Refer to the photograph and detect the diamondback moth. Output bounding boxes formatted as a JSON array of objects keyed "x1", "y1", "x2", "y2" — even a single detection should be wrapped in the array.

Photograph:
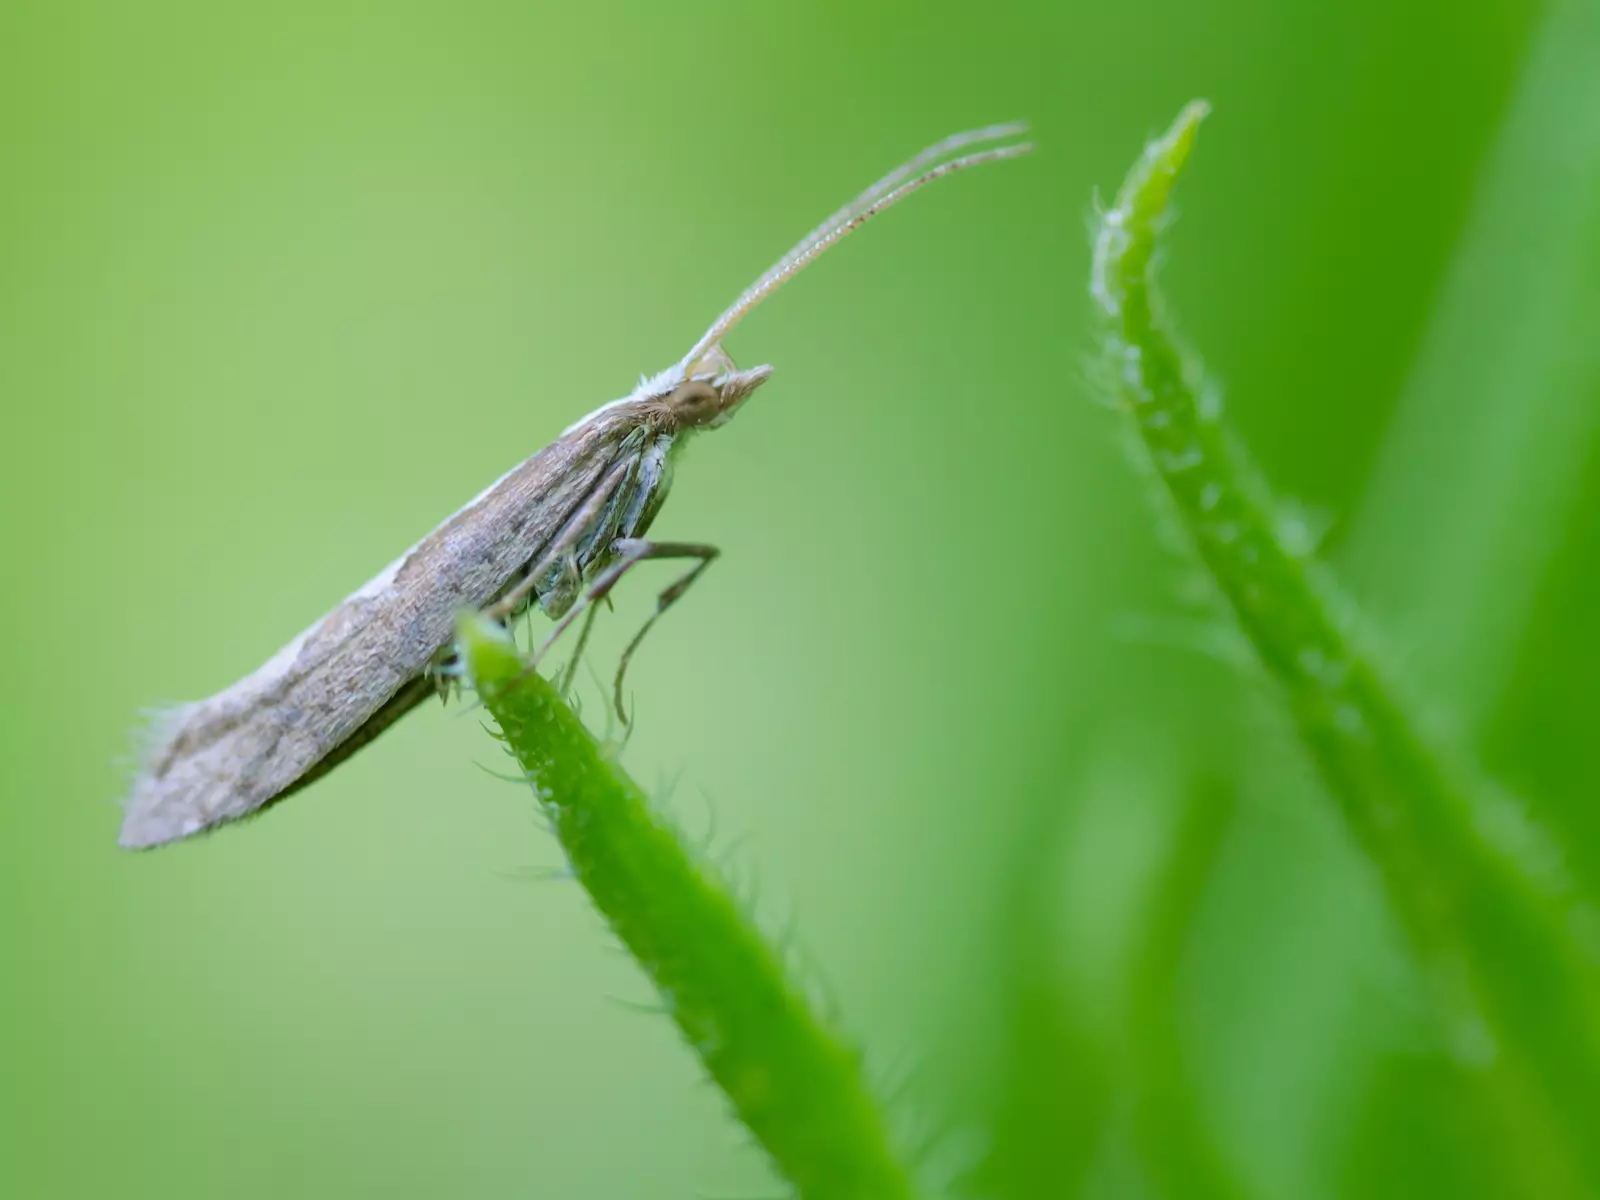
[{"x1": 119, "y1": 124, "x2": 1033, "y2": 849}]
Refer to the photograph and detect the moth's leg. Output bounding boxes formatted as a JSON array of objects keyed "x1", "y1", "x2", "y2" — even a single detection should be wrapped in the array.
[
  {"x1": 495, "y1": 540, "x2": 716, "y2": 723},
  {"x1": 485, "y1": 456, "x2": 635, "y2": 626},
  {"x1": 557, "y1": 604, "x2": 600, "y2": 696},
  {"x1": 530, "y1": 538, "x2": 720, "y2": 723},
  {"x1": 485, "y1": 553, "x2": 578, "y2": 626},
  {"x1": 560, "y1": 598, "x2": 627, "y2": 700},
  {"x1": 427, "y1": 642, "x2": 462, "y2": 703},
  {"x1": 610, "y1": 541, "x2": 720, "y2": 721}
]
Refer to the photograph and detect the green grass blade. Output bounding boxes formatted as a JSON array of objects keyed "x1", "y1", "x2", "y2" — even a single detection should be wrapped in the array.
[
  {"x1": 1342, "y1": 0, "x2": 1600, "y2": 730},
  {"x1": 1303, "y1": 10, "x2": 1600, "y2": 1183},
  {"x1": 1091, "y1": 102, "x2": 1600, "y2": 1196},
  {"x1": 457, "y1": 614, "x2": 914, "y2": 1200}
]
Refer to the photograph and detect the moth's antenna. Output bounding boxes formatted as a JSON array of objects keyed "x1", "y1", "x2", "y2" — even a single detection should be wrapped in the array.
[
  {"x1": 681, "y1": 123, "x2": 1033, "y2": 371},
  {"x1": 787, "y1": 122, "x2": 1030, "y2": 266}
]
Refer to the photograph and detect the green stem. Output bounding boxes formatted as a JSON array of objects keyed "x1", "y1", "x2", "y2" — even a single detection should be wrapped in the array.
[
  {"x1": 1091, "y1": 102, "x2": 1600, "y2": 1196},
  {"x1": 457, "y1": 615, "x2": 914, "y2": 1200}
]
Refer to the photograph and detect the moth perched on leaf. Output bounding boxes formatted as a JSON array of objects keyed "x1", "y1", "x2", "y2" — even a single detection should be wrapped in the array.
[{"x1": 120, "y1": 124, "x2": 1033, "y2": 849}]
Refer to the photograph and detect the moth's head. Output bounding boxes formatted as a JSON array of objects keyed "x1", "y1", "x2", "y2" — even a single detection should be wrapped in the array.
[{"x1": 663, "y1": 344, "x2": 773, "y2": 431}]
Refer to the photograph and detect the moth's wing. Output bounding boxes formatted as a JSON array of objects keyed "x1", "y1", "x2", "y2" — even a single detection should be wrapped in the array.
[
  {"x1": 118, "y1": 417, "x2": 642, "y2": 848},
  {"x1": 117, "y1": 585, "x2": 441, "y2": 848},
  {"x1": 265, "y1": 671, "x2": 442, "y2": 809}
]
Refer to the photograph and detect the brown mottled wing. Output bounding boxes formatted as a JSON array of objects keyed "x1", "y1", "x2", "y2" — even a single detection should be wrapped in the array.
[{"x1": 120, "y1": 410, "x2": 641, "y2": 848}]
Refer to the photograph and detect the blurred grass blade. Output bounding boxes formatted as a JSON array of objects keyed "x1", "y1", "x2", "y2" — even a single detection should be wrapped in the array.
[
  {"x1": 984, "y1": 920, "x2": 1111, "y2": 1199},
  {"x1": 981, "y1": 803, "x2": 1112, "y2": 1200},
  {"x1": 1124, "y1": 775, "x2": 1245, "y2": 1200},
  {"x1": 982, "y1": 746, "x2": 1246, "y2": 1200},
  {"x1": 1309, "y1": 7, "x2": 1600, "y2": 1185},
  {"x1": 1091, "y1": 102, "x2": 1600, "y2": 1195},
  {"x1": 1342, "y1": 0, "x2": 1600, "y2": 729},
  {"x1": 458, "y1": 615, "x2": 914, "y2": 1199}
]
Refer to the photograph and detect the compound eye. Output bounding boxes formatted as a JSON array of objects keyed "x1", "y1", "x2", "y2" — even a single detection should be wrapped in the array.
[{"x1": 667, "y1": 379, "x2": 722, "y2": 425}]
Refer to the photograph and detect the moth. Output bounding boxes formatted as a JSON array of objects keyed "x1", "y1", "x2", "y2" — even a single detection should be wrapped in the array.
[{"x1": 120, "y1": 123, "x2": 1032, "y2": 849}]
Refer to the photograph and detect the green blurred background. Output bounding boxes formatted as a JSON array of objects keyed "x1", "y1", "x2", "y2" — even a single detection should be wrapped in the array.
[{"x1": 3, "y1": 0, "x2": 1598, "y2": 1196}]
